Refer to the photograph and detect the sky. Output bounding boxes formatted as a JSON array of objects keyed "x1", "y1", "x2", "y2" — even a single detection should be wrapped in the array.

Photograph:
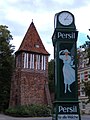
[{"x1": 0, "y1": 0, "x2": 90, "y2": 60}]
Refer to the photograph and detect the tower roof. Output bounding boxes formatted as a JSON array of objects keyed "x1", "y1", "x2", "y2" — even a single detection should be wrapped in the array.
[{"x1": 17, "y1": 22, "x2": 49, "y2": 55}]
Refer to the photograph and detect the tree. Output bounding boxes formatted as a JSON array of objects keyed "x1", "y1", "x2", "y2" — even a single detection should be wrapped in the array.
[
  {"x1": 48, "y1": 59, "x2": 54, "y2": 93},
  {"x1": 0, "y1": 25, "x2": 14, "y2": 111}
]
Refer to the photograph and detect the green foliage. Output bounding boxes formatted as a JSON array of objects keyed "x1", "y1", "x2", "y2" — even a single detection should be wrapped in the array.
[
  {"x1": 5, "y1": 104, "x2": 51, "y2": 117},
  {"x1": 84, "y1": 47, "x2": 90, "y2": 65},
  {"x1": 79, "y1": 39, "x2": 90, "y2": 64},
  {"x1": 0, "y1": 25, "x2": 15, "y2": 111},
  {"x1": 48, "y1": 59, "x2": 54, "y2": 93}
]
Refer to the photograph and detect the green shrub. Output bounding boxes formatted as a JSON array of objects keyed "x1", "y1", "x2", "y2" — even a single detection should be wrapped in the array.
[{"x1": 5, "y1": 104, "x2": 51, "y2": 117}]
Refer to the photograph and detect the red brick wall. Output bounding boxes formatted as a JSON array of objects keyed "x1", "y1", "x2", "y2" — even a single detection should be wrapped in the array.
[
  {"x1": 9, "y1": 56, "x2": 50, "y2": 107},
  {"x1": 20, "y1": 69, "x2": 48, "y2": 105}
]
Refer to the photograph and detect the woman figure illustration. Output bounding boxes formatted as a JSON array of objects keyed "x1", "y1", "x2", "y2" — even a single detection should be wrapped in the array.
[{"x1": 59, "y1": 49, "x2": 75, "y2": 93}]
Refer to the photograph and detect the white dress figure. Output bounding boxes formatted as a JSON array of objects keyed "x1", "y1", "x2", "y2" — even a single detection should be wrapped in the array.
[{"x1": 59, "y1": 49, "x2": 75, "y2": 93}]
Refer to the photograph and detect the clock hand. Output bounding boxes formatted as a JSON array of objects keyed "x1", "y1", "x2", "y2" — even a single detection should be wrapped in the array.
[{"x1": 64, "y1": 14, "x2": 69, "y2": 20}]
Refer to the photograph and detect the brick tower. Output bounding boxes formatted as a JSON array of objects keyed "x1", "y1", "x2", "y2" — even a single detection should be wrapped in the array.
[{"x1": 9, "y1": 22, "x2": 51, "y2": 107}]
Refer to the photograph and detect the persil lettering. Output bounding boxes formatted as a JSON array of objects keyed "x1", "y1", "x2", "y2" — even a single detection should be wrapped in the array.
[
  {"x1": 58, "y1": 32, "x2": 75, "y2": 39},
  {"x1": 59, "y1": 105, "x2": 77, "y2": 113}
]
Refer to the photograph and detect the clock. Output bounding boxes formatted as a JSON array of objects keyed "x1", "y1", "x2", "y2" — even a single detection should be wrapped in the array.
[{"x1": 58, "y1": 11, "x2": 73, "y2": 26}]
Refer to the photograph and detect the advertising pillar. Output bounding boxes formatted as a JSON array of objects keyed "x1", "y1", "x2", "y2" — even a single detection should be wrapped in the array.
[{"x1": 52, "y1": 11, "x2": 81, "y2": 120}]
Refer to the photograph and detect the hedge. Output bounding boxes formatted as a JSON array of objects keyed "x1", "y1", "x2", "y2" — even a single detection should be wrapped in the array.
[{"x1": 5, "y1": 104, "x2": 51, "y2": 117}]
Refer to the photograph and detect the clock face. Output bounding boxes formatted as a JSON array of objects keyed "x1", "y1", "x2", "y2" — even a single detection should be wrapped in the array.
[{"x1": 58, "y1": 12, "x2": 73, "y2": 26}]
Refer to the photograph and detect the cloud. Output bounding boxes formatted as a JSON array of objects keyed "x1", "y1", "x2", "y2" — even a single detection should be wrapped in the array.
[
  {"x1": 72, "y1": 5, "x2": 90, "y2": 34},
  {"x1": 0, "y1": 0, "x2": 90, "y2": 60}
]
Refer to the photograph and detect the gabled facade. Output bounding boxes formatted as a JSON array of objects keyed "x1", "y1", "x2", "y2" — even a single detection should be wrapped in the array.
[
  {"x1": 9, "y1": 22, "x2": 51, "y2": 107},
  {"x1": 77, "y1": 48, "x2": 90, "y2": 114}
]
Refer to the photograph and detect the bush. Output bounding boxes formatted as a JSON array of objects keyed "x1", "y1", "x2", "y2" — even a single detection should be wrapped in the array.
[{"x1": 5, "y1": 104, "x2": 51, "y2": 117}]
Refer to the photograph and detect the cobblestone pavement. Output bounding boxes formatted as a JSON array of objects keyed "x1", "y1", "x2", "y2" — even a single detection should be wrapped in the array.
[{"x1": 0, "y1": 114, "x2": 90, "y2": 120}]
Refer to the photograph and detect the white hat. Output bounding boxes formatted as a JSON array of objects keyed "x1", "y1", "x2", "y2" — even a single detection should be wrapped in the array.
[{"x1": 63, "y1": 49, "x2": 70, "y2": 53}]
